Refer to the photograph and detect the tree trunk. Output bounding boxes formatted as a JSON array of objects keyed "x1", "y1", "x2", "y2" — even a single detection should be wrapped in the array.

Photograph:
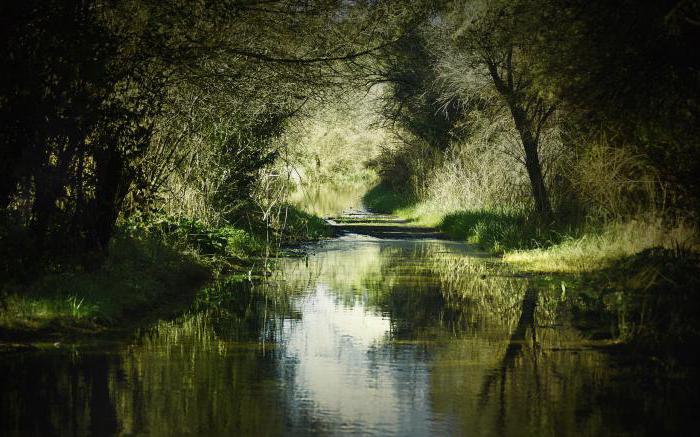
[
  {"x1": 486, "y1": 61, "x2": 553, "y2": 219},
  {"x1": 86, "y1": 146, "x2": 130, "y2": 252},
  {"x1": 508, "y1": 103, "x2": 552, "y2": 219}
]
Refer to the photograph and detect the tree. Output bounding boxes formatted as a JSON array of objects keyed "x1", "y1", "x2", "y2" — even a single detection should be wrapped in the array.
[
  {"x1": 0, "y1": 0, "x2": 422, "y2": 265},
  {"x1": 522, "y1": 0, "x2": 700, "y2": 211},
  {"x1": 376, "y1": 28, "x2": 461, "y2": 153},
  {"x1": 438, "y1": 1, "x2": 556, "y2": 218}
]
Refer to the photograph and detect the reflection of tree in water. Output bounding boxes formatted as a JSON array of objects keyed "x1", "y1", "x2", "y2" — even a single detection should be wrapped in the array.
[
  {"x1": 424, "y1": 251, "x2": 614, "y2": 435},
  {"x1": 478, "y1": 287, "x2": 539, "y2": 434},
  {"x1": 1, "y1": 351, "x2": 121, "y2": 436},
  {"x1": 107, "y1": 279, "x2": 297, "y2": 435},
  {"x1": 4, "y1": 240, "x2": 695, "y2": 435},
  {"x1": 423, "y1": 250, "x2": 699, "y2": 436},
  {"x1": 0, "y1": 278, "x2": 296, "y2": 436}
]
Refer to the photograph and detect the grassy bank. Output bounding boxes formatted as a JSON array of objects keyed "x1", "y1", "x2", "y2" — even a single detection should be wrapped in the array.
[
  {"x1": 0, "y1": 236, "x2": 211, "y2": 339},
  {"x1": 364, "y1": 184, "x2": 697, "y2": 263},
  {"x1": 364, "y1": 183, "x2": 700, "y2": 361},
  {"x1": 0, "y1": 206, "x2": 330, "y2": 340}
]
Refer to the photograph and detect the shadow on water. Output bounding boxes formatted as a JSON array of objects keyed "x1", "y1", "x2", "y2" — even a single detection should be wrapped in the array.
[
  {"x1": 1, "y1": 232, "x2": 697, "y2": 436},
  {"x1": 479, "y1": 287, "x2": 539, "y2": 402}
]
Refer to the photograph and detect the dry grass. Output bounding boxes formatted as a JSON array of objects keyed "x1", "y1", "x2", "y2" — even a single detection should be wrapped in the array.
[{"x1": 504, "y1": 217, "x2": 698, "y2": 273}]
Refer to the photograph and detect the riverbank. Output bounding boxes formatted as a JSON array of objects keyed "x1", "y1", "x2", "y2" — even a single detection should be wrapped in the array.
[
  {"x1": 0, "y1": 207, "x2": 330, "y2": 342},
  {"x1": 364, "y1": 184, "x2": 697, "y2": 261},
  {"x1": 363, "y1": 183, "x2": 700, "y2": 364}
]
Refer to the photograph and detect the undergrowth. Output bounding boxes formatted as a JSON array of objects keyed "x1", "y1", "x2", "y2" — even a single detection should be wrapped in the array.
[
  {"x1": 362, "y1": 184, "x2": 416, "y2": 214},
  {"x1": 0, "y1": 208, "x2": 330, "y2": 338},
  {"x1": 0, "y1": 236, "x2": 210, "y2": 336}
]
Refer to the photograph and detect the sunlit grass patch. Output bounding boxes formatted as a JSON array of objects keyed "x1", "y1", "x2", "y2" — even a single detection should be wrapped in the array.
[
  {"x1": 0, "y1": 294, "x2": 100, "y2": 328},
  {"x1": 390, "y1": 203, "x2": 574, "y2": 253},
  {"x1": 505, "y1": 217, "x2": 698, "y2": 273}
]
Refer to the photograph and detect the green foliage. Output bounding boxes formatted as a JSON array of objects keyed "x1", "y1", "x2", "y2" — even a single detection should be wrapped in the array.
[
  {"x1": 0, "y1": 0, "x2": 163, "y2": 253},
  {"x1": 376, "y1": 28, "x2": 463, "y2": 153},
  {"x1": 0, "y1": 203, "x2": 331, "y2": 337},
  {"x1": 279, "y1": 205, "x2": 332, "y2": 241},
  {"x1": 519, "y1": 0, "x2": 700, "y2": 209},
  {"x1": 365, "y1": 0, "x2": 698, "y2": 222},
  {"x1": 124, "y1": 214, "x2": 266, "y2": 262},
  {"x1": 439, "y1": 210, "x2": 569, "y2": 253},
  {"x1": 362, "y1": 184, "x2": 416, "y2": 214},
  {"x1": 370, "y1": 24, "x2": 465, "y2": 200},
  {"x1": 1, "y1": 0, "x2": 420, "y2": 272},
  {"x1": 0, "y1": 236, "x2": 210, "y2": 335}
]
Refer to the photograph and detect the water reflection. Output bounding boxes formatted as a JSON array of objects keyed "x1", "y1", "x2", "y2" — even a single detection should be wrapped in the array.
[
  {"x1": 289, "y1": 182, "x2": 369, "y2": 217},
  {"x1": 1, "y1": 235, "x2": 696, "y2": 435}
]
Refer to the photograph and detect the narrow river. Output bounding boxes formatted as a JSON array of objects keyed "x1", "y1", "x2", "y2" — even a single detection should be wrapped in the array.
[{"x1": 1, "y1": 207, "x2": 695, "y2": 436}]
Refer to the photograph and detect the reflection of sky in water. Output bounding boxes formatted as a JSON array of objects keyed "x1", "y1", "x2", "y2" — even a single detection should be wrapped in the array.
[
  {"x1": 282, "y1": 283, "x2": 444, "y2": 435},
  {"x1": 1, "y1": 235, "x2": 694, "y2": 436}
]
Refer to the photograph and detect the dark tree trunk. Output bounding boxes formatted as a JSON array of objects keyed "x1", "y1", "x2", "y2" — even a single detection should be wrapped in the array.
[
  {"x1": 509, "y1": 104, "x2": 552, "y2": 219},
  {"x1": 486, "y1": 60, "x2": 553, "y2": 219},
  {"x1": 87, "y1": 146, "x2": 130, "y2": 252}
]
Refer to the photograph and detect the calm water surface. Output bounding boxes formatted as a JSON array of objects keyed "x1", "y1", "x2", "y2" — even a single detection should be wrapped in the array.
[{"x1": 1, "y1": 233, "x2": 696, "y2": 436}]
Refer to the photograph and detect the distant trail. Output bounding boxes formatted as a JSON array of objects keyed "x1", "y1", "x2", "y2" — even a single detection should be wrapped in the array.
[{"x1": 324, "y1": 208, "x2": 448, "y2": 240}]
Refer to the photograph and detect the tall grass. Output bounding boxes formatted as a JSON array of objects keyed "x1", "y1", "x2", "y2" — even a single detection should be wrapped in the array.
[
  {"x1": 366, "y1": 113, "x2": 693, "y2": 269},
  {"x1": 505, "y1": 217, "x2": 698, "y2": 273}
]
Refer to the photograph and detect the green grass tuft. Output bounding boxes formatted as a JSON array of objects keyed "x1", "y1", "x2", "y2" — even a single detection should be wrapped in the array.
[
  {"x1": 438, "y1": 210, "x2": 571, "y2": 253},
  {"x1": 279, "y1": 204, "x2": 332, "y2": 241},
  {"x1": 362, "y1": 183, "x2": 416, "y2": 214}
]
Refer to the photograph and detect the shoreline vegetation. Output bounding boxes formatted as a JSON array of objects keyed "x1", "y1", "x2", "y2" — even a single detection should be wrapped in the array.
[
  {"x1": 1, "y1": 0, "x2": 698, "y2": 371},
  {"x1": 364, "y1": 183, "x2": 697, "y2": 269},
  {"x1": 363, "y1": 183, "x2": 699, "y2": 364},
  {"x1": 0, "y1": 206, "x2": 330, "y2": 343},
  {"x1": 2, "y1": 176, "x2": 698, "y2": 368}
]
